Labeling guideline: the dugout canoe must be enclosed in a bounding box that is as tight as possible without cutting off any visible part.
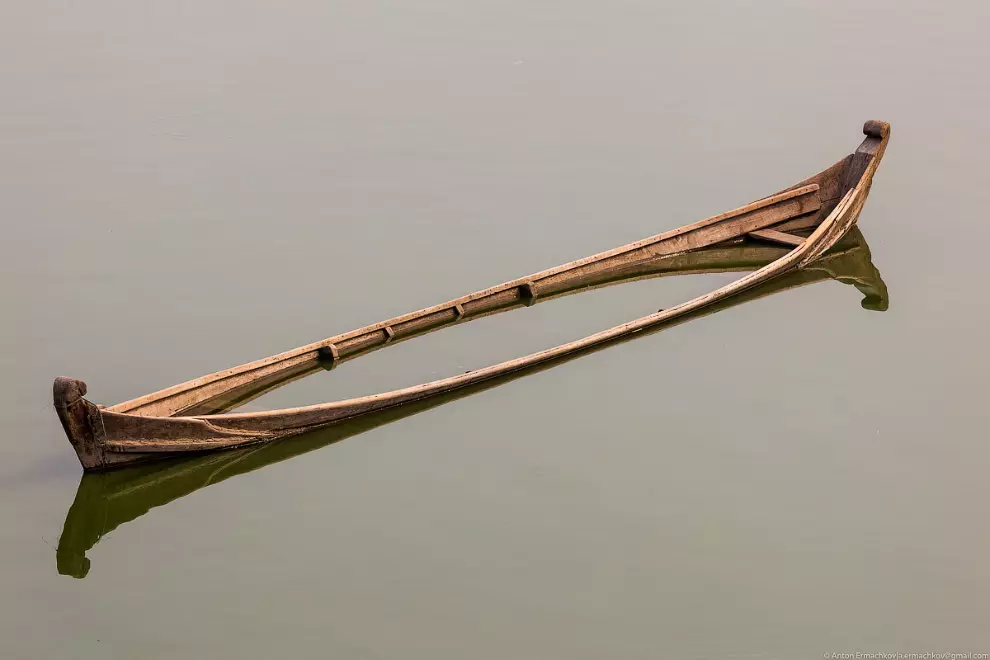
[54,120,891,471]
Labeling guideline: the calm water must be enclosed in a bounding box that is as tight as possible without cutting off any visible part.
[3,1,989,657]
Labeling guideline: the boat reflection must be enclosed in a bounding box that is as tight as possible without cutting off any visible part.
[57,228,887,578]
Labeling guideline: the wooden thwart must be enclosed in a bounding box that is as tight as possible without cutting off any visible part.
[750,229,806,247]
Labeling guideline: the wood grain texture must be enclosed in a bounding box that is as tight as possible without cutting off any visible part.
[54,121,890,470]
[108,184,821,419]
[749,229,806,247]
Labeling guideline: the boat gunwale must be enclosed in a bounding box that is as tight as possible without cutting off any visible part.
[108,183,823,416]
[178,187,866,425]
[100,184,864,453]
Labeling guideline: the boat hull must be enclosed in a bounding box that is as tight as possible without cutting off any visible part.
[54,121,890,471]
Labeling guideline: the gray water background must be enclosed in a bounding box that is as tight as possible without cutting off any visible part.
[2,1,989,657]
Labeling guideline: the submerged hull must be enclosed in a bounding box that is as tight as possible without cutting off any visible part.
[54,121,891,471]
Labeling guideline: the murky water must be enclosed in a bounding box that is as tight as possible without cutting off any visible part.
[3,1,989,657]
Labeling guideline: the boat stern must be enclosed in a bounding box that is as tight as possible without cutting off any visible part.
[53,378,106,470]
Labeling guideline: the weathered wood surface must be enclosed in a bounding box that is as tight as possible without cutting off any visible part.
[57,226,887,576]
[54,121,890,471]
[112,184,823,419]
[749,229,806,247]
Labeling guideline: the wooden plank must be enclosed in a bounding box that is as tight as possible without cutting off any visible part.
[771,213,821,232]
[749,229,805,247]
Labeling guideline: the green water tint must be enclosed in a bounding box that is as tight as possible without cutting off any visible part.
[57,228,887,578]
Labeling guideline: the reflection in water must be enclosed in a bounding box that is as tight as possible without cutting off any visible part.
[57,229,887,577]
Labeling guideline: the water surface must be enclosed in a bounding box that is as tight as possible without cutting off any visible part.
[3,1,989,657]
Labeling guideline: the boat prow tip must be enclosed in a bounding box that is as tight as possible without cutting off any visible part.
[53,377,104,471]
[53,377,88,406]
[863,120,890,139]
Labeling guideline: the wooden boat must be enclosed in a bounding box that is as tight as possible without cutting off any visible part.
[57,226,887,577]
[54,120,890,472]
